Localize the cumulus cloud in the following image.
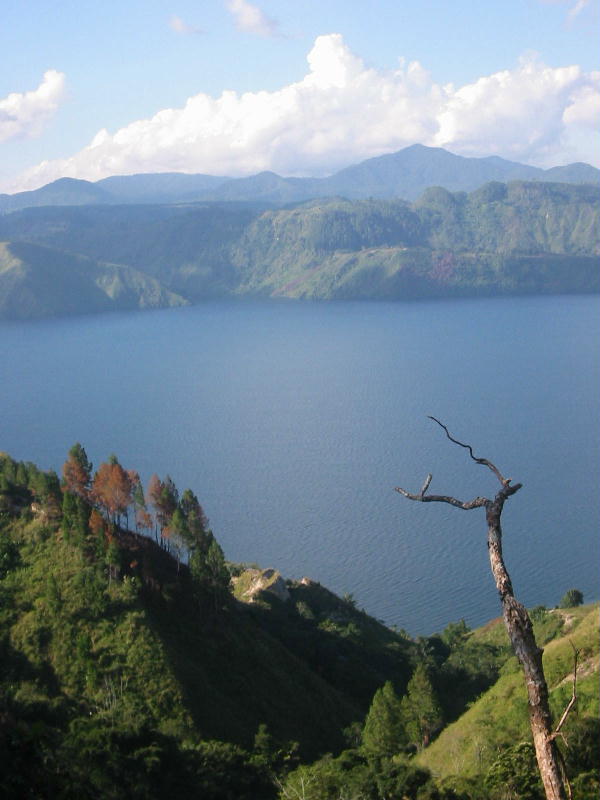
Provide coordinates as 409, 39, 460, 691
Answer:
225, 0, 279, 37
7, 35, 600, 191
0, 70, 66, 144
432, 55, 599, 163
169, 15, 203, 35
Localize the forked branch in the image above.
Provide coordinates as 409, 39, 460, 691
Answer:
395, 480, 488, 510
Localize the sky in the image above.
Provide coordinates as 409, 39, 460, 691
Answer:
1, 0, 599, 193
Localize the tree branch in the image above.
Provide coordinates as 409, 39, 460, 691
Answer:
551, 642, 579, 740
420, 473, 432, 496
395, 483, 488, 510
428, 416, 512, 487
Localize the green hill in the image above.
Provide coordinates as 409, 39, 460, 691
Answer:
417, 606, 599, 781
0, 446, 419, 795
0, 240, 187, 319
0, 446, 598, 798
0, 177, 113, 214
232, 184, 600, 299
0, 180, 597, 318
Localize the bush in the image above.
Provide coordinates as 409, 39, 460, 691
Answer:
529, 606, 547, 623
485, 742, 544, 800
559, 589, 584, 609
0, 533, 20, 579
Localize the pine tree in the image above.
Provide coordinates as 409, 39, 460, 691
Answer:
362, 680, 406, 757
62, 443, 93, 500
400, 663, 443, 749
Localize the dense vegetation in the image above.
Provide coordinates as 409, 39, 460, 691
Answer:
0, 179, 598, 318
0, 445, 598, 798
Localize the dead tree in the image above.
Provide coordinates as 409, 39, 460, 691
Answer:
395, 417, 568, 800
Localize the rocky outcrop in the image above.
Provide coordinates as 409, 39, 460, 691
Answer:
233, 567, 290, 603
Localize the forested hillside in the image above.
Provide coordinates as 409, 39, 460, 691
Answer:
0, 180, 598, 318
0, 446, 598, 798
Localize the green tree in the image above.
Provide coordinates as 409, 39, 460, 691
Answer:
179, 488, 210, 556
190, 539, 230, 614
61, 491, 90, 545
562, 715, 600, 779
105, 535, 122, 586
401, 663, 443, 749
362, 680, 407, 757
559, 589, 584, 608
147, 474, 179, 545
28, 467, 62, 516
0, 532, 20, 579
184, 739, 276, 800
168, 507, 188, 572
441, 619, 470, 649
485, 742, 544, 800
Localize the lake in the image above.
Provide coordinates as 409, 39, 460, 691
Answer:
1, 294, 598, 635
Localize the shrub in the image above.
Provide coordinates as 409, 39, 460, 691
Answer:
559, 589, 584, 609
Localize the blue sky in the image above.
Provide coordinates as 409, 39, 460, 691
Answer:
2, 0, 598, 191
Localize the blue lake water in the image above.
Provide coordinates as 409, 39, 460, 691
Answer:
1, 295, 598, 635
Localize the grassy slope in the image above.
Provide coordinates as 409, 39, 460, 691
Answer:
418, 604, 600, 779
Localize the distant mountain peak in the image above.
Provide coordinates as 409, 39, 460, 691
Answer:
2, 145, 598, 213
44, 177, 97, 188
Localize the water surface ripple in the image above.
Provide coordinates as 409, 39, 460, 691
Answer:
1, 295, 598, 634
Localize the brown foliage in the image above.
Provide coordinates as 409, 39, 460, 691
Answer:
92, 460, 133, 522
88, 508, 106, 537
62, 456, 90, 499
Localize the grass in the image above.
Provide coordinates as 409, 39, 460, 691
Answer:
417, 604, 599, 780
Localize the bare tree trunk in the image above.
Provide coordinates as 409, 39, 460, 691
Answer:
485, 491, 567, 800
395, 418, 568, 800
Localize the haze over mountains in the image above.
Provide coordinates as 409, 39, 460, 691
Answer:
0, 145, 598, 319
1, 144, 599, 212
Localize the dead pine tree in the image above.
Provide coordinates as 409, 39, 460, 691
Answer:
395, 417, 569, 800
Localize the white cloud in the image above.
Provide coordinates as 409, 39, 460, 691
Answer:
7, 35, 600, 192
562, 79, 600, 126
568, 0, 590, 19
432, 55, 599, 164
225, 0, 279, 37
539, 0, 593, 22
169, 15, 203, 35
0, 70, 66, 144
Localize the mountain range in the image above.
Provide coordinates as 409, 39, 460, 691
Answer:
0, 179, 598, 319
1, 144, 599, 213
0, 145, 598, 319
